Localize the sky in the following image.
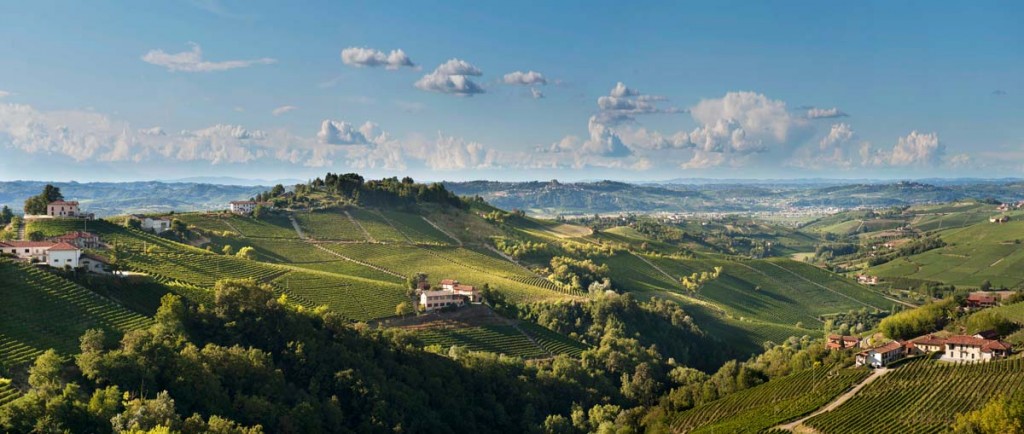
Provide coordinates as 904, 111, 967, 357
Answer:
0, 0, 1022, 183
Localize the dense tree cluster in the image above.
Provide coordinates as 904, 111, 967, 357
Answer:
547, 256, 610, 292
23, 184, 63, 215
492, 236, 555, 263
878, 298, 957, 340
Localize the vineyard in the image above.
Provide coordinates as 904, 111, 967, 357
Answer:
805, 358, 1024, 433
517, 322, 588, 357
0, 381, 18, 407
670, 365, 869, 434
293, 209, 366, 241
238, 238, 401, 282
347, 208, 407, 242
377, 210, 456, 244
414, 325, 549, 359
322, 243, 574, 302
123, 252, 286, 287
0, 260, 151, 369
271, 271, 408, 322
176, 212, 299, 239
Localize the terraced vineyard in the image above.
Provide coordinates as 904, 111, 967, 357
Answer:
378, 210, 456, 244
671, 365, 869, 434
239, 238, 401, 282
123, 252, 286, 287
175, 212, 298, 239
0, 260, 151, 369
0, 381, 18, 407
271, 271, 407, 321
347, 208, 407, 242
323, 243, 573, 302
415, 325, 548, 359
293, 209, 366, 241
517, 322, 588, 357
805, 358, 1024, 433
27, 219, 203, 254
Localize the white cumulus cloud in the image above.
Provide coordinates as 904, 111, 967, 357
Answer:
888, 131, 944, 166
340, 47, 416, 70
805, 107, 848, 119
503, 70, 547, 86
415, 59, 485, 96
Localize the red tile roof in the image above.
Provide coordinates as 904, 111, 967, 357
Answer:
910, 334, 947, 346
47, 242, 80, 251
0, 241, 57, 248
873, 341, 905, 354
944, 335, 1012, 353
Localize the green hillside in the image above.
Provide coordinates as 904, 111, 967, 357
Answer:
0, 260, 151, 369
805, 358, 1024, 433
669, 365, 869, 433
868, 219, 1024, 288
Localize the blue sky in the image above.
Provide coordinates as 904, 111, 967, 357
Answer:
0, 0, 1021, 182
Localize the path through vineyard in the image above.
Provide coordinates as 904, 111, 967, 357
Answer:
776, 367, 891, 432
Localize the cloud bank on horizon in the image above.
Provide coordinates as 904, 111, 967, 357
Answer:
0, 1, 1019, 181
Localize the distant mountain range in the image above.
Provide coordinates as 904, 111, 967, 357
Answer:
0, 181, 266, 217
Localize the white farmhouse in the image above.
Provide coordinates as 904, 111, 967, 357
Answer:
229, 201, 258, 215
855, 341, 906, 368
46, 242, 81, 268
419, 289, 466, 311
942, 335, 1012, 362
131, 215, 172, 233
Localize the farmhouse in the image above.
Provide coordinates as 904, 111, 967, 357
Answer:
988, 216, 1009, 223
942, 335, 1012, 362
419, 279, 481, 312
907, 334, 947, 354
0, 240, 86, 270
47, 200, 79, 217
50, 231, 101, 249
80, 253, 111, 274
827, 334, 861, 350
965, 293, 999, 309
857, 275, 880, 285
856, 340, 906, 368
131, 215, 172, 233
229, 201, 260, 215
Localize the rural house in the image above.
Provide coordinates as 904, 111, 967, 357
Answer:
0, 240, 86, 270
907, 334, 947, 354
50, 231, 101, 249
857, 275, 879, 285
942, 335, 1012, 362
419, 279, 481, 312
131, 215, 172, 233
46, 200, 80, 217
229, 201, 259, 215
856, 340, 906, 368
827, 335, 861, 350
965, 293, 999, 309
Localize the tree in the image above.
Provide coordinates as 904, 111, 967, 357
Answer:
0, 205, 13, 225
980, 280, 993, 292
23, 184, 63, 215
222, 245, 234, 256
236, 246, 256, 260
27, 230, 45, 241
395, 301, 414, 317
952, 394, 1024, 433
28, 349, 65, 398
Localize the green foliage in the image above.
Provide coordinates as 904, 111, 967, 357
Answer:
23, 184, 63, 215
547, 256, 609, 292
952, 393, 1024, 434
235, 246, 256, 260
878, 298, 956, 340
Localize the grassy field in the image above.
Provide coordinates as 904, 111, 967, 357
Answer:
805, 358, 1024, 434
868, 219, 1024, 288
323, 243, 575, 302
0, 260, 151, 369
670, 365, 869, 434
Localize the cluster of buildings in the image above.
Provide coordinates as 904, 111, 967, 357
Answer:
848, 331, 1013, 368
989, 215, 1010, 224
129, 214, 172, 233
417, 279, 480, 312
0, 234, 109, 273
857, 275, 880, 285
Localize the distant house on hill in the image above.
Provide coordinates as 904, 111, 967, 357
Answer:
857, 275, 879, 285
130, 215, 171, 233
856, 340, 906, 368
827, 335, 861, 350
989, 216, 1009, 223
50, 231, 101, 249
47, 200, 80, 217
229, 201, 269, 215
419, 279, 481, 312
965, 293, 999, 309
